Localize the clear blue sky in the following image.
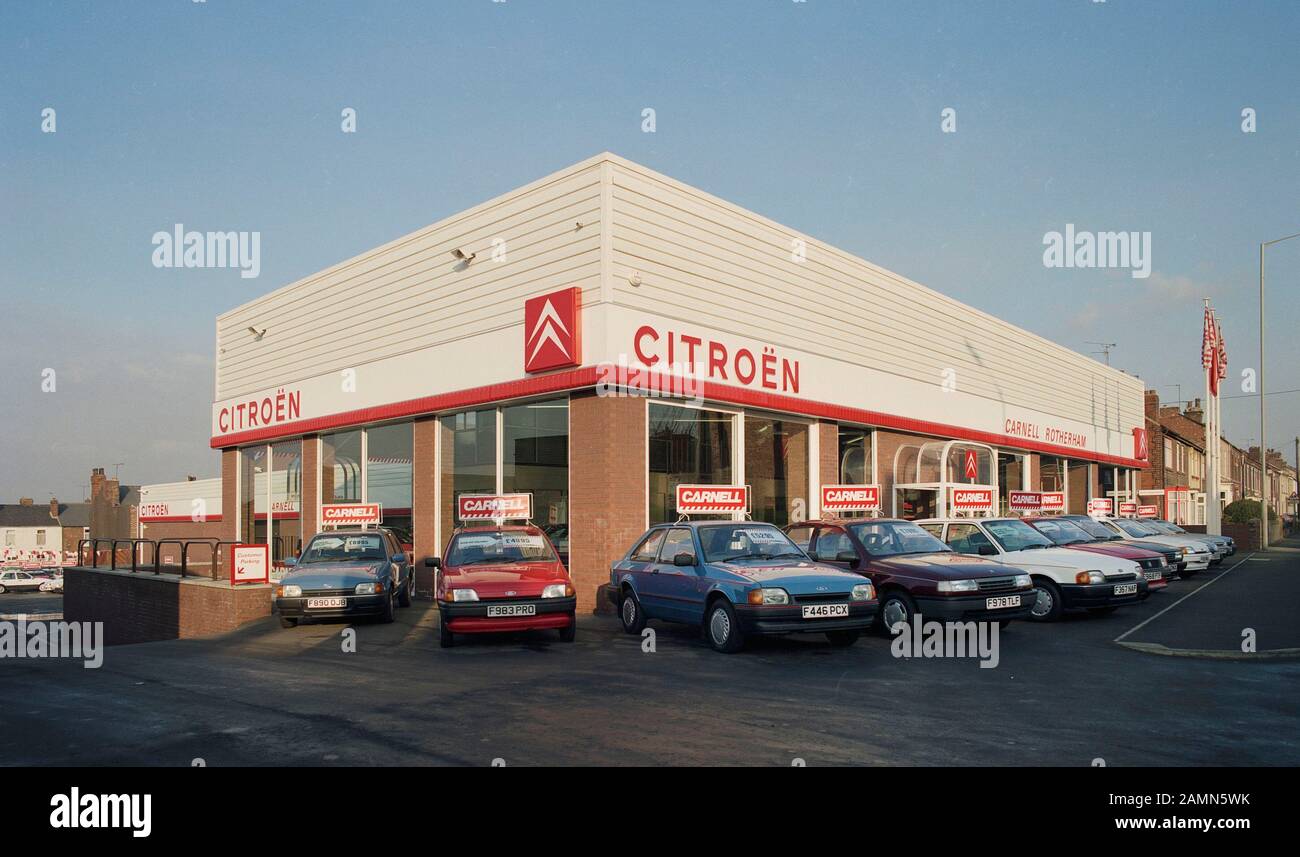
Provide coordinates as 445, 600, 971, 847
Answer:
2, 0, 1298, 502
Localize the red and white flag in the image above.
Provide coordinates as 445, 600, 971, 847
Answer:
1215, 318, 1227, 382
1201, 306, 1216, 371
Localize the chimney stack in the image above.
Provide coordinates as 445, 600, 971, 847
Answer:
1184, 397, 1204, 423
19, 497, 33, 506
49, 498, 59, 519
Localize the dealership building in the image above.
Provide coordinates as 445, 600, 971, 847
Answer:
207, 152, 1149, 611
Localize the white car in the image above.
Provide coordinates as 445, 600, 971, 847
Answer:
1144, 519, 1232, 561
0, 570, 48, 593
918, 517, 1147, 622
1099, 517, 1216, 572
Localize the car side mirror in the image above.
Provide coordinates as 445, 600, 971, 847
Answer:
978, 544, 998, 556
391, 553, 406, 564
672, 552, 696, 567
834, 550, 860, 568
424, 556, 442, 569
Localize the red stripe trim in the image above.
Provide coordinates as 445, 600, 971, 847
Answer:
211, 365, 1146, 468
210, 367, 600, 448
139, 515, 224, 523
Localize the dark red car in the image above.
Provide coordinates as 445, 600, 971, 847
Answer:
785, 517, 1037, 632
1023, 516, 1173, 592
428, 524, 576, 647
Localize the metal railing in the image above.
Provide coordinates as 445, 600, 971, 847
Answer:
76, 538, 246, 581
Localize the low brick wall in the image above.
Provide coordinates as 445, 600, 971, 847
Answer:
1181, 521, 1279, 551
63, 566, 272, 646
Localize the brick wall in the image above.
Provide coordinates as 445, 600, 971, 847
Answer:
816, 420, 838, 493
571, 391, 646, 613
412, 416, 438, 598
64, 566, 272, 646
301, 435, 320, 537
220, 449, 239, 543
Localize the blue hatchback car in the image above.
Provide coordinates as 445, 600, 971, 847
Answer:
609, 521, 879, 652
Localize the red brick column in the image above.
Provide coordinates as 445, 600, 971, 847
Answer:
569, 391, 645, 613
301, 435, 319, 537
817, 420, 839, 488
412, 416, 439, 598
220, 449, 239, 543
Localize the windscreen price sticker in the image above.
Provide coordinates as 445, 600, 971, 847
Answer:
740, 528, 783, 543
231, 544, 269, 585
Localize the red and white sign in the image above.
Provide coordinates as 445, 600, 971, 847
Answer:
950, 487, 994, 511
1133, 427, 1149, 461
1040, 492, 1065, 511
1137, 505, 1159, 518
524, 286, 581, 373
321, 503, 382, 527
1118, 502, 1138, 517
676, 484, 750, 515
230, 543, 269, 585
963, 449, 979, 480
457, 493, 533, 521
1087, 498, 1114, 516
821, 485, 881, 513
1008, 491, 1042, 512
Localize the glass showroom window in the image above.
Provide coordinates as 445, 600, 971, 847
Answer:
270, 440, 302, 563
440, 409, 497, 542
1068, 460, 1092, 511
746, 416, 808, 527
838, 427, 873, 484
321, 430, 363, 505
1040, 455, 1066, 493
367, 422, 413, 548
648, 403, 735, 524
997, 452, 1026, 514
239, 444, 268, 544
503, 398, 569, 560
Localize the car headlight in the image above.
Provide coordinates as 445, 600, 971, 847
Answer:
746, 587, 789, 605
355, 581, 383, 595
1013, 574, 1032, 588
851, 583, 875, 601
1075, 570, 1105, 584
542, 583, 574, 598
450, 588, 479, 602
279, 584, 302, 598
937, 579, 979, 593
1180, 546, 1190, 555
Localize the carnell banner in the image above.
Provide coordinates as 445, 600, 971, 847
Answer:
457, 493, 533, 521
321, 503, 382, 527
1008, 491, 1042, 512
821, 485, 881, 513
676, 485, 750, 515
950, 487, 994, 511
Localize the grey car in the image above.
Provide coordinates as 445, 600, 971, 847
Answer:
274, 528, 414, 628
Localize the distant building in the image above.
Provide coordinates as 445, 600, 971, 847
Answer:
0, 497, 91, 567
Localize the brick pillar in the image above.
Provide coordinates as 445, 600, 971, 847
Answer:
301, 435, 319, 537
412, 416, 438, 598
1026, 453, 1040, 491
817, 420, 838, 488
570, 391, 645, 614
220, 448, 239, 542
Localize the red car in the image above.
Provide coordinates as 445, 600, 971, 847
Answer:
1023, 516, 1172, 592
428, 524, 576, 647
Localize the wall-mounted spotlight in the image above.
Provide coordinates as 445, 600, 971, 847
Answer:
451, 248, 476, 264
247, 326, 267, 340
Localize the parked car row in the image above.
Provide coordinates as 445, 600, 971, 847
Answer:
0, 568, 63, 594
269, 509, 1232, 656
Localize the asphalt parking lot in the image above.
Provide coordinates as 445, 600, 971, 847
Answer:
0, 590, 63, 618
2, 550, 1298, 767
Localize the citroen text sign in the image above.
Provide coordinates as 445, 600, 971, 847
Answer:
524, 286, 581, 373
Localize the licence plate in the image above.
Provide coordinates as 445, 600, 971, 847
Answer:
1143, 571, 1162, 581
985, 595, 1021, 610
307, 597, 346, 609
487, 604, 536, 617
801, 603, 849, 619
1113, 583, 1138, 596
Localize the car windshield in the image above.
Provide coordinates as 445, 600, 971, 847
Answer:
1152, 520, 1185, 534
984, 519, 1054, 551
698, 524, 806, 563
1030, 518, 1093, 545
1110, 518, 1157, 537
1061, 515, 1120, 540
299, 533, 388, 564
446, 530, 557, 565
849, 521, 951, 556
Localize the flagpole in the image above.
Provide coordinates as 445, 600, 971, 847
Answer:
1207, 310, 1220, 535
1203, 299, 1214, 531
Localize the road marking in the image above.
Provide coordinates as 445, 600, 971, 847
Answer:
1115, 641, 1300, 660
1113, 553, 1254, 644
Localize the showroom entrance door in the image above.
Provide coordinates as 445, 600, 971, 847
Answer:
892, 440, 997, 519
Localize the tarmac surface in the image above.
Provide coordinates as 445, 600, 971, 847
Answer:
1, 545, 1297, 766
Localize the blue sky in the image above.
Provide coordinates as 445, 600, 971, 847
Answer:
2, 0, 1298, 501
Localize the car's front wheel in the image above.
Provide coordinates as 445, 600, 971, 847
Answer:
0, 584, 7, 594
439, 618, 454, 648
619, 590, 647, 635
1029, 579, 1063, 622
397, 574, 413, 608
279, 617, 298, 629
876, 590, 916, 636
379, 590, 396, 624
705, 600, 745, 653
559, 615, 576, 642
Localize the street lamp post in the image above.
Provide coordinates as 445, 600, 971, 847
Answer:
1258, 231, 1300, 550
